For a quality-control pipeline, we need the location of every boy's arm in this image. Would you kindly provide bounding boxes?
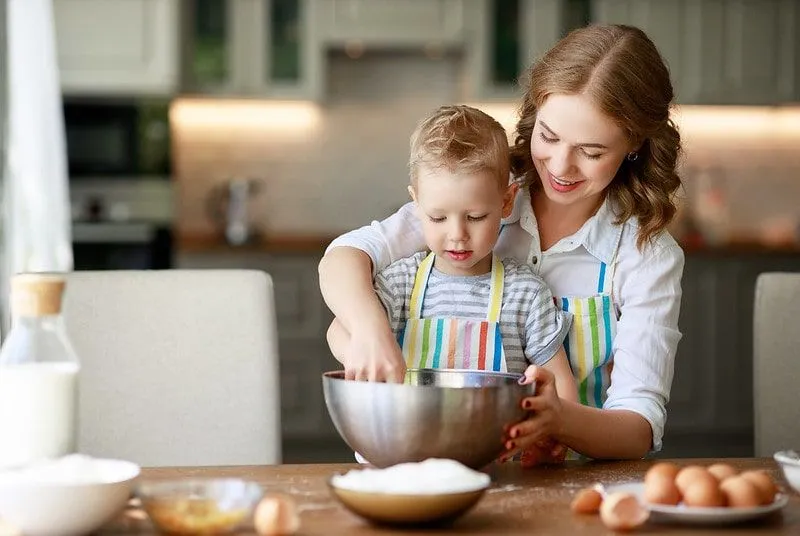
[542,346,578,402]
[327,319,351,364]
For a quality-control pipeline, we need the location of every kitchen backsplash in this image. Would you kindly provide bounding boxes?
[172,56,800,244]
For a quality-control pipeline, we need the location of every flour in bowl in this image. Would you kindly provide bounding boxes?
[330,458,490,494]
[0,454,139,485]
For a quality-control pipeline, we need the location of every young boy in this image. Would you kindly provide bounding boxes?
[328,105,577,462]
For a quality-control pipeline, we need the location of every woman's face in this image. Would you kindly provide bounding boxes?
[530,93,634,210]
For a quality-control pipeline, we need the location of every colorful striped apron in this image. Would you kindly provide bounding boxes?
[399,252,508,372]
[554,231,623,460]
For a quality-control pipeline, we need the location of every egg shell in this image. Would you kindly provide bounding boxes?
[739,471,777,505]
[707,463,738,482]
[720,476,762,508]
[599,492,649,531]
[570,487,603,514]
[682,477,726,507]
[254,494,300,536]
[643,473,681,505]
[675,466,717,494]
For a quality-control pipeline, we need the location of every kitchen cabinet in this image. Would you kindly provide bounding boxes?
[174,249,351,461]
[658,251,800,459]
[54,0,180,96]
[183,0,324,100]
[591,0,800,105]
[316,0,465,49]
[463,0,590,101]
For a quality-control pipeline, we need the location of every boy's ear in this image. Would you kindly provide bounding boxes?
[502,182,519,218]
[407,185,417,202]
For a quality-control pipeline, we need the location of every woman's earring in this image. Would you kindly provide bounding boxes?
[626,151,639,162]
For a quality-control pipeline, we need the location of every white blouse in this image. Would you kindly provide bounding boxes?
[326,187,685,452]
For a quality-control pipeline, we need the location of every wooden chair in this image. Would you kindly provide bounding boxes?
[62,270,281,467]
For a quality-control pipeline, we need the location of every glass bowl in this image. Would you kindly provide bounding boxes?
[136,478,263,535]
[774,451,800,494]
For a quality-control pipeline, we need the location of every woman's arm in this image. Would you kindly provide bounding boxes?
[508,242,685,459]
[318,203,426,382]
[600,242,685,456]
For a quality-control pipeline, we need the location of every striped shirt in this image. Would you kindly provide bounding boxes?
[374,252,571,374]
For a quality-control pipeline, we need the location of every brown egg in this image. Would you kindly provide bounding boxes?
[739,470,778,505]
[682,477,726,507]
[707,463,738,482]
[720,476,762,508]
[644,473,681,505]
[645,462,680,484]
[570,487,603,514]
[675,465,716,494]
[254,494,300,536]
[599,492,649,531]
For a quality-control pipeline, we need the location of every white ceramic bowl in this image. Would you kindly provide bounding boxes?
[0,455,140,536]
[774,450,800,494]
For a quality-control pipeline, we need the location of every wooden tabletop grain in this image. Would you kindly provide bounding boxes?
[105,458,799,535]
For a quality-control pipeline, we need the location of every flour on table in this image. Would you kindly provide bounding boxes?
[330,458,490,494]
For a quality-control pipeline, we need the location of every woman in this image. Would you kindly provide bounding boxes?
[318,24,684,461]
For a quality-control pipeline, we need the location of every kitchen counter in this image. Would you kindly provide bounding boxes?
[105,458,798,535]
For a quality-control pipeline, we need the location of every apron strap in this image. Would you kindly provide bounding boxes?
[487,255,504,323]
[597,228,625,297]
[409,252,436,319]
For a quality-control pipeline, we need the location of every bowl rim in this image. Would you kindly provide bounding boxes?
[326,472,491,497]
[0,457,140,489]
[135,477,264,501]
[322,368,526,387]
[774,450,800,467]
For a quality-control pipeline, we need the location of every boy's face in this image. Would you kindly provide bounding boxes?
[409,166,517,277]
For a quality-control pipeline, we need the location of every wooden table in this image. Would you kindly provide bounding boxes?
[109,458,799,535]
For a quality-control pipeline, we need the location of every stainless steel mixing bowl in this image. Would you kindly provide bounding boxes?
[322,369,534,469]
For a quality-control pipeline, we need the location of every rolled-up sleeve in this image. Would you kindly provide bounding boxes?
[325,202,426,275]
[604,243,685,453]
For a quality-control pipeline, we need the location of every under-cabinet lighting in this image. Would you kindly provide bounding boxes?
[170,98,321,132]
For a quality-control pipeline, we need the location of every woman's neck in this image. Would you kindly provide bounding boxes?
[532,188,605,251]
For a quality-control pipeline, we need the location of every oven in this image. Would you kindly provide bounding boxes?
[64,98,175,270]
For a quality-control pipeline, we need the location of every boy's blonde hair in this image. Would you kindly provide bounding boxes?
[409,105,510,189]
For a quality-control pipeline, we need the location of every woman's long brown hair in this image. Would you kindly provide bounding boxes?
[510,24,682,249]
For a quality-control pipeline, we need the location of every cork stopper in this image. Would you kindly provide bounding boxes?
[11,273,67,317]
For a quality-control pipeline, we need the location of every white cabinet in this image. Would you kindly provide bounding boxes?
[591,0,799,105]
[463,0,576,101]
[185,0,324,100]
[317,0,465,48]
[54,0,179,96]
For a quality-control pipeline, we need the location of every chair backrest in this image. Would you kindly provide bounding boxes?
[753,272,800,457]
[62,270,281,467]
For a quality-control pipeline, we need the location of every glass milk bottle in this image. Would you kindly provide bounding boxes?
[0,273,80,469]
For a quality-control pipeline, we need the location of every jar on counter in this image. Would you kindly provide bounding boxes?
[0,273,81,469]
[692,166,730,246]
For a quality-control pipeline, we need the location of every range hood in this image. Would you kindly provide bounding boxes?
[315,0,467,52]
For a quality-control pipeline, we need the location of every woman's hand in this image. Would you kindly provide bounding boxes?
[501,366,565,460]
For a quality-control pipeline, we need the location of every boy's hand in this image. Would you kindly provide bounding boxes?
[519,438,567,468]
[501,366,564,460]
[344,322,406,383]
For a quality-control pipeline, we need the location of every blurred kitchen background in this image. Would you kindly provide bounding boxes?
[2,0,800,462]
